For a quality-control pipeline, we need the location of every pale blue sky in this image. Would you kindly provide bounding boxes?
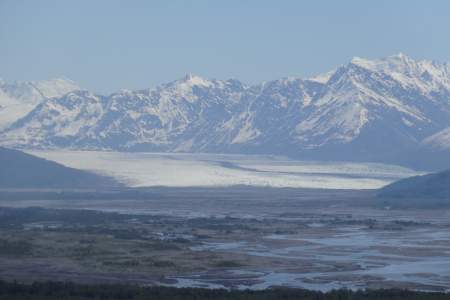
[1,0,449,93]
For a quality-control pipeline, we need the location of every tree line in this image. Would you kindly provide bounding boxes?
[0,281,449,300]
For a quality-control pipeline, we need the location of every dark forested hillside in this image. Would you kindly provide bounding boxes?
[0,147,120,189]
[377,169,450,208]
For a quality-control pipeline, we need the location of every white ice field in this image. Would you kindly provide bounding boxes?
[28,150,423,189]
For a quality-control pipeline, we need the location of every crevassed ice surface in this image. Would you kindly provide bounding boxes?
[28,150,423,189]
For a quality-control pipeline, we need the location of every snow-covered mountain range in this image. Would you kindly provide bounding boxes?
[1,54,450,170]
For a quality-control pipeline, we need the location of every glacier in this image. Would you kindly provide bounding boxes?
[27,150,422,189]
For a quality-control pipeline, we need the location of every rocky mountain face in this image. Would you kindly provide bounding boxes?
[1,54,450,170]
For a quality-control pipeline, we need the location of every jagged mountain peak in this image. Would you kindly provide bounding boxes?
[308,69,337,84]
[166,74,248,92]
[385,52,414,64]
[350,53,413,68]
[270,77,303,86]
[182,72,204,81]
[175,73,213,87]
[347,53,450,77]
[340,54,450,95]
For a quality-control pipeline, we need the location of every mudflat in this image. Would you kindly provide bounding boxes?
[0,187,449,292]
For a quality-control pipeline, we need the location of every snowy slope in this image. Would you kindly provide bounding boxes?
[295,58,450,150]
[2,90,103,148]
[0,78,79,129]
[424,127,450,150]
[1,54,450,168]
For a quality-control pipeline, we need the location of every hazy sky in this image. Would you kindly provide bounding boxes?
[1,0,449,93]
